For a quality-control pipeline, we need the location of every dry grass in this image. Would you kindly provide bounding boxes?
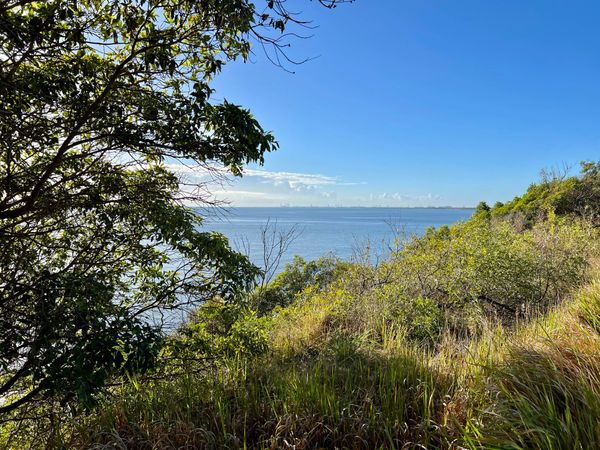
[6,255,600,449]
[58,274,600,449]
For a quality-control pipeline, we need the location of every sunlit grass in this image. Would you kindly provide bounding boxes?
[5,240,600,449]
[59,271,600,449]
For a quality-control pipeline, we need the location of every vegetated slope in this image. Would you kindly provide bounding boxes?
[71,233,600,449]
[479,161,600,225]
[5,166,600,449]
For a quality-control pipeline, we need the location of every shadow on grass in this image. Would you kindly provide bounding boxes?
[80,337,458,449]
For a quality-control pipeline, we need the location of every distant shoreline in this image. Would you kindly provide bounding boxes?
[212,206,476,210]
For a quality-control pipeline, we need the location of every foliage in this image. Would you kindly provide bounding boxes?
[491,161,600,224]
[262,215,596,364]
[403,215,593,318]
[250,254,350,315]
[0,0,346,417]
[7,212,600,448]
[165,300,271,367]
[391,295,443,343]
[463,280,600,449]
[251,213,596,359]
[474,201,491,219]
[66,251,600,450]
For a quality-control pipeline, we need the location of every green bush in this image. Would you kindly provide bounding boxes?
[266,214,595,350]
[491,160,600,224]
[394,296,443,343]
[250,254,350,316]
[397,215,594,322]
[165,300,271,367]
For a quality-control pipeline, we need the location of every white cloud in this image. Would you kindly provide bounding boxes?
[243,169,339,191]
[164,164,360,192]
[159,162,447,207]
[164,162,225,183]
[212,190,270,198]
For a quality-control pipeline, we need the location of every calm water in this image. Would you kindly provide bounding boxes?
[202,207,473,268]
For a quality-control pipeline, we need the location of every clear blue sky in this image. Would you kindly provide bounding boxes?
[208,0,600,207]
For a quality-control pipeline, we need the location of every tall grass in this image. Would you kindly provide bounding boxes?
[5,221,600,449]
[40,267,600,449]
[74,336,457,449]
[463,278,600,449]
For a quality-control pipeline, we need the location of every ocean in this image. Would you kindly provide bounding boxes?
[201,207,474,269]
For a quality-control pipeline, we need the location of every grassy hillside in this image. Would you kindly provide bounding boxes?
[481,161,600,225]
[3,167,600,449]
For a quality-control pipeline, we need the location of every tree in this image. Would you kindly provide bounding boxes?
[0,0,347,416]
[474,201,491,218]
[250,254,349,315]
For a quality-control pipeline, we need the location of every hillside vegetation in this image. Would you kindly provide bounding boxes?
[479,161,600,225]
[4,164,600,449]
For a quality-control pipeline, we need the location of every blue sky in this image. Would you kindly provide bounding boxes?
[204,0,600,207]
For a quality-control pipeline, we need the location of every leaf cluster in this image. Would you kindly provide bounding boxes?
[0,0,345,417]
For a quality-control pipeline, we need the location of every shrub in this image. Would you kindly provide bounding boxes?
[164,300,271,369]
[249,254,350,316]
[491,160,600,224]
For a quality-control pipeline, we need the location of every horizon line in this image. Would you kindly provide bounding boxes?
[201,205,476,209]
